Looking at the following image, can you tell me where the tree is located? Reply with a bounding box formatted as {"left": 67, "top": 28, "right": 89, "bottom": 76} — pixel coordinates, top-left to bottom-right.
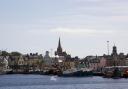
{"left": 10, "top": 52, "right": 22, "bottom": 56}
{"left": 1, "top": 51, "right": 10, "bottom": 56}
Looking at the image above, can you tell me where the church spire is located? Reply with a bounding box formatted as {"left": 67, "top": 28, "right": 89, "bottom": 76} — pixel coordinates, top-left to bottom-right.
{"left": 57, "top": 37, "right": 62, "bottom": 53}
{"left": 55, "top": 37, "right": 68, "bottom": 57}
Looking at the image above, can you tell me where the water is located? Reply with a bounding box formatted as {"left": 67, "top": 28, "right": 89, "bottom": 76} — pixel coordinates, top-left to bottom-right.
{"left": 0, "top": 74, "right": 128, "bottom": 89}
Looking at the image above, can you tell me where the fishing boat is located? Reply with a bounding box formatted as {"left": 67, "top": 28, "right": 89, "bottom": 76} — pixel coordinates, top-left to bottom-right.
{"left": 58, "top": 68, "right": 93, "bottom": 77}
{"left": 103, "top": 66, "right": 128, "bottom": 78}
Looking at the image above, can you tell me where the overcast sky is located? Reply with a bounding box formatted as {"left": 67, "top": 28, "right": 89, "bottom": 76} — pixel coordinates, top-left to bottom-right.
{"left": 0, "top": 0, "right": 128, "bottom": 57}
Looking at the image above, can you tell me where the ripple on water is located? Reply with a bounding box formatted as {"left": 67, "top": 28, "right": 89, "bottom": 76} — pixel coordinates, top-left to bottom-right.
{"left": 0, "top": 75, "right": 128, "bottom": 89}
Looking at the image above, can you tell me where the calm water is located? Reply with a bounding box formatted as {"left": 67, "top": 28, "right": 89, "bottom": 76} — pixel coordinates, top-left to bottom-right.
{"left": 0, "top": 74, "right": 128, "bottom": 89}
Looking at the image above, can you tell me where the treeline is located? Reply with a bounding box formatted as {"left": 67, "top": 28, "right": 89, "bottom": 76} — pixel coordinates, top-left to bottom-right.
{"left": 0, "top": 51, "right": 22, "bottom": 56}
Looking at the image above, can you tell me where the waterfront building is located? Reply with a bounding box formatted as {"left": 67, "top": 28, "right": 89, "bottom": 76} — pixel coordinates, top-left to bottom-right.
{"left": 82, "top": 56, "right": 107, "bottom": 72}
{"left": 98, "top": 57, "right": 106, "bottom": 69}
{"left": 0, "top": 56, "right": 8, "bottom": 73}
{"left": 44, "top": 51, "right": 53, "bottom": 66}
{"left": 3, "top": 57, "right": 9, "bottom": 70}
{"left": 8, "top": 53, "right": 43, "bottom": 72}
{"left": 18, "top": 56, "right": 25, "bottom": 66}
{"left": 8, "top": 56, "right": 17, "bottom": 70}
{"left": 125, "top": 55, "right": 128, "bottom": 66}
{"left": 85, "top": 56, "right": 100, "bottom": 71}
{"left": 17, "top": 56, "right": 29, "bottom": 72}
{"left": 60, "top": 58, "right": 76, "bottom": 71}
{"left": 105, "top": 45, "right": 126, "bottom": 66}
{"left": 26, "top": 53, "right": 43, "bottom": 72}
{"left": 8, "top": 56, "right": 24, "bottom": 72}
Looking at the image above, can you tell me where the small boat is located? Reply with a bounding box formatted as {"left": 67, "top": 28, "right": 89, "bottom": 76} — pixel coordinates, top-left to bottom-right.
{"left": 50, "top": 76, "right": 57, "bottom": 81}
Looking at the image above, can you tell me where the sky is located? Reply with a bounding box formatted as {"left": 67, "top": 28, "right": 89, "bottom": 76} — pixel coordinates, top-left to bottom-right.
{"left": 0, "top": 0, "right": 128, "bottom": 58}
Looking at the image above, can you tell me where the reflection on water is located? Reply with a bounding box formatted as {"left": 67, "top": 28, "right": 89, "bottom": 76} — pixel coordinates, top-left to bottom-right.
{"left": 0, "top": 74, "right": 128, "bottom": 89}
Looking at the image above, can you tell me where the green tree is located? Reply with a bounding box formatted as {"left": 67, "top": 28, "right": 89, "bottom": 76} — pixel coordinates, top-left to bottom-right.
{"left": 11, "top": 51, "right": 22, "bottom": 56}
{"left": 1, "top": 51, "right": 10, "bottom": 56}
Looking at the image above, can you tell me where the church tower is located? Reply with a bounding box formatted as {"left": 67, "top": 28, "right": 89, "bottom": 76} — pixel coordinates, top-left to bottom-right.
{"left": 55, "top": 38, "right": 63, "bottom": 56}
{"left": 57, "top": 37, "right": 63, "bottom": 54}
{"left": 112, "top": 45, "right": 118, "bottom": 56}
{"left": 111, "top": 45, "right": 118, "bottom": 66}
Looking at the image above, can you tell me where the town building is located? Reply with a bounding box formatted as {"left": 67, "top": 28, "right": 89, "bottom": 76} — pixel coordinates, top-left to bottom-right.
{"left": 0, "top": 56, "right": 8, "bottom": 74}
{"left": 82, "top": 55, "right": 107, "bottom": 72}
{"left": 53, "top": 38, "right": 79, "bottom": 71}
{"left": 8, "top": 53, "right": 43, "bottom": 73}
{"left": 105, "top": 45, "right": 126, "bottom": 66}
{"left": 44, "top": 51, "right": 53, "bottom": 66}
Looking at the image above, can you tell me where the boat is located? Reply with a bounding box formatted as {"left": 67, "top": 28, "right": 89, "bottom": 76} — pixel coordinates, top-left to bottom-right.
{"left": 50, "top": 76, "right": 57, "bottom": 81}
{"left": 58, "top": 68, "right": 93, "bottom": 77}
{"left": 103, "top": 66, "right": 128, "bottom": 78}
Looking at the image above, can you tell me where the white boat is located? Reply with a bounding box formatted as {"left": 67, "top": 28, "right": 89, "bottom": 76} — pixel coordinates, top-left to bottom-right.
{"left": 50, "top": 76, "right": 57, "bottom": 81}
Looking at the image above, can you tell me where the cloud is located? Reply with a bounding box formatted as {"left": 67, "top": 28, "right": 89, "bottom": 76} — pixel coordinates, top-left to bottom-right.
{"left": 50, "top": 27, "right": 114, "bottom": 36}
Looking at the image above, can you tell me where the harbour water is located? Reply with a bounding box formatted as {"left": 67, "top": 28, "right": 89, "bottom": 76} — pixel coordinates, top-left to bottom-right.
{"left": 0, "top": 74, "right": 128, "bottom": 89}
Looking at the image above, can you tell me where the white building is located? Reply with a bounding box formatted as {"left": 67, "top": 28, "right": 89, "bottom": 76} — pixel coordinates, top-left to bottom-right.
{"left": 0, "top": 56, "right": 9, "bottom": 73}
{"left": 44, "top": 51, "right": 53, "bottom": 65}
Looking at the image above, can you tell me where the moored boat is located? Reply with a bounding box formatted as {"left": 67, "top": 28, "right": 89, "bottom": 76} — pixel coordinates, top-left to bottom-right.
{"left": 103, "top": 66, "right": 128, "bottom": 78}
{"left": 58, "top": 68, "right": 93, "bottom": 77}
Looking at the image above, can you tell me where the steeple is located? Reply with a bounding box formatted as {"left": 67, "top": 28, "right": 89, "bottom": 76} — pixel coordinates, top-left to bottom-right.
{"left": 55, "top": 37, "right": 68, "bottom": 57}
{"left": 57, "top": 37, "right": 62, "bottom": 53}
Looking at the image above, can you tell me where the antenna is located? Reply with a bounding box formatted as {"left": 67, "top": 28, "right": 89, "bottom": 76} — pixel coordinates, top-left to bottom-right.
{"left": 107, "top": 41, "right": 110, "bottom": 55}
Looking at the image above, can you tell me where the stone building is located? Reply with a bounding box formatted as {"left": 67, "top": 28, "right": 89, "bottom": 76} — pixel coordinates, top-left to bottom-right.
{"left": 44, "top": 51, "right": 53, "bottom": 66}
{"left": 82, "top": 55, "right": 107, "bottom": 71}
{"left": 105, "top": 45, "right": 126, "bottom": 66}
{"left": 8, "top": 53, "right": 43, "bottom": 72}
